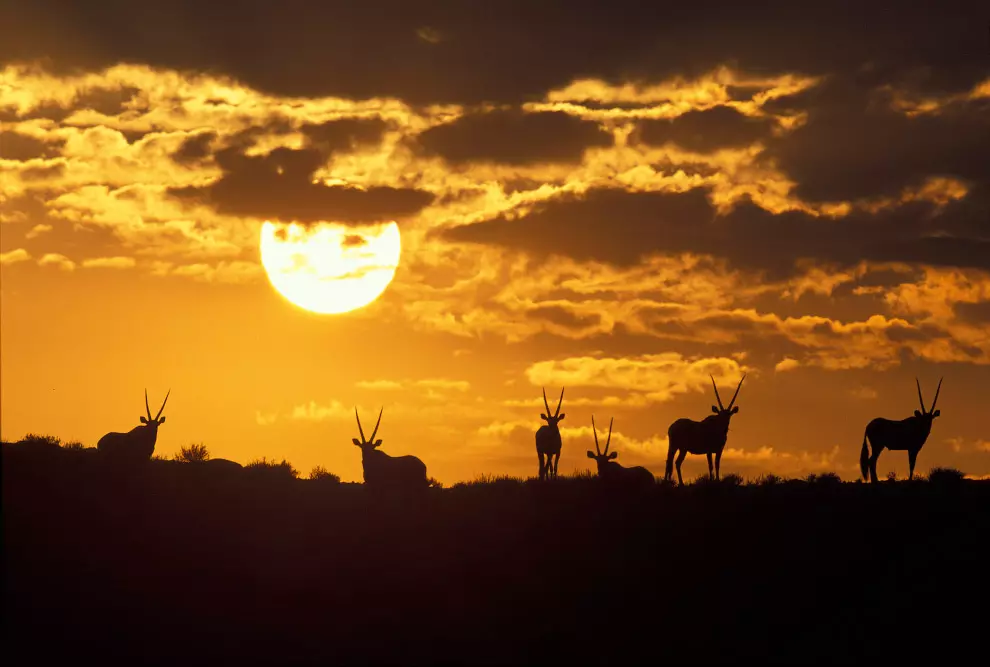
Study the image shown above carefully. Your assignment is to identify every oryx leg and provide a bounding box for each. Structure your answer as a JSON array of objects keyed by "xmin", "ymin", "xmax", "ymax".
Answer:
[
  {"xmin": 664, "ymin": 448, "xmax": 676, "ymax": 482},
  {"xmin": 869, "ymin": 447, "xmax": 882, "ymax": 484},
  {"xmin": 552, "ymin": 452, "xmax": 560, "ymax": 479},
  {"xmin": 908, "ymin": 449, "xmax": 918, "ymax": 480},
  {"xmin": 715, "ymin": 450, "xmax": 723, "ymax": 481},
  {"xmin": 538, "ymin": 451, "xmax": 546, "ymax": 481},
  {"xmin": 706, "ymin": 453, "xmax": 714, "ymax": 480},
  {"xmin": 675, "ymin": 450, "xmax": 687, "ymax": 486}
]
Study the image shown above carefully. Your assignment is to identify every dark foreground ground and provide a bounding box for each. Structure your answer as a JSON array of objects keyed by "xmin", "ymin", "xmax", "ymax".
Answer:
[{"xmin": 4, "ymin": 443, "xmax": 989, "ymax": 666}]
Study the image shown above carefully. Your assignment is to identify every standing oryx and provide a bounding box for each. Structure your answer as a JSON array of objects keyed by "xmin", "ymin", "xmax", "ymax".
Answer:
[
  {"xmin": 665, "ymin": 374, "xmax": 745, "ymax": 485},
  {"xmin": 97, "ymin": 389, "xmax": 170, "ymax": 461},
  {"xmin": 587, "ymin": 416, "xmax": 654, "ymax": 486},
  {"xmin": 860, "ymin": 377, "xmax": 943, "ymax": 483},
  {"xmin": 352, "ymin": 407, "xmax": 428, "ymax": 490},
  {"xmin": 535, "ymin": 387, "xmax": 565, "ymax": 480}
]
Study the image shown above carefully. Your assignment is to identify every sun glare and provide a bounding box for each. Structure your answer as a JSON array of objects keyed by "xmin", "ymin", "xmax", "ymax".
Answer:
[{"xmin": 259, "ymin": 221, "xmax": 401, "ymax": 314}]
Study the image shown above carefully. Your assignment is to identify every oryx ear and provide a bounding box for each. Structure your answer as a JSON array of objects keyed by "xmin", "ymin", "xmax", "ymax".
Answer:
[
  {"xmin": 540, "ymin": 413, "xmax": 548, "ymax": 420},
  {"xmin": 558, "ymin": 413, "xmax": 565, "ymax": 420},
  {"xmin": 731, "ymin": 406, "xmax": 739, "ymax": 415},
  {"xmin": 712, "ymin": 406, "xmax": 719, "ymax": 414},
  {"xmin": 608, "ymin": 452, "xmax": 618, "ymax": 460},
  {"xmin": 159, "ymin": 416, "xmax": 166, "ymax": 424},
  {"xmin": 374, "ymin": 439, "xmax": 382, "ymax": 447},
  {"xmin": 933, "ymin": 409, "xmax": 941, "ymax": 417},
  {"xmin": 914, "ymin": 410, "xmax": 923, "ymax": 418},
  {"xmin": 140, "ymin": 416, "xmax": 149, "ymax": 424},
  {"xmin": 352, "ymin": 438, "xmax": 362, "ymax": 447},
  {"xmin": 587, "ymin": 450, "xmax": 596, "ymax": 459}
]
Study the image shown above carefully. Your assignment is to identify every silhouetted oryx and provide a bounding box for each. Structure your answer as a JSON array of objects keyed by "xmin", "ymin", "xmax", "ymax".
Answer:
[
  {"xmin": 352, "ymin": 407, "xmax": 428, "ymax": 489},
  {"xmin": 587, "ymin": 415, "xmax": 654, "ymax": 486},
  {"xmin": 665, "ymin": 374, "xmax": 745, "ymax": 485},
  {"xmin": 860, "ymin": 377, "xmax": 943, "ymax": 483},
  {"xmin": 535, "ymin": 387, "xmax": 565, "ymax": 480},
  {"xmin": 96, "ymin": 389, "xmax": 170, "ymax": 460}
]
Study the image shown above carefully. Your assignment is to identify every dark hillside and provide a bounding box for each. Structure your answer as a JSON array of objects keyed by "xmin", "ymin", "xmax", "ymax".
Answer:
[{"xmin": 3, "ymin": 442, "xmax": 988, "ymax": 665}]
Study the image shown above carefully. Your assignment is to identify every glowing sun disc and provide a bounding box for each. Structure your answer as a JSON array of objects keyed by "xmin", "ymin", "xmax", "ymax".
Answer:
[{"xmin": 259, "ymin": 221, "xmax": 401, "ymax": 314}]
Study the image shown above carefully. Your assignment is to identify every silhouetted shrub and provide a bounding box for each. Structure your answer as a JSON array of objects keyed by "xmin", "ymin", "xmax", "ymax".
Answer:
[
  {"xmin": 721, "ymin": 473, "xmax": 745, "ymax": 486},
  {"xmin": 753, "ymin": 473, "xmax": 782, "ymax": 486},
  {"xmin": 806, "ymin": 472, "xmax": 842, "ymax": 487},
  {"xmin": 308, "ymin": 465, "xmax": 341, "ymax": 483},
  {"xmin": 245, "ymin": 457, "xmax": 299, "ymax": 480},
  {"xmin": 62, "ymin": 441, "xmax": 86, "ymax": 450},
  {"xmin": 886, "ymin": 471, "xmax": 897, "ymax": 482},
  {"xmin": 427, "ymin": 476, "xmax": 444, "ymax": 489},
  {"xmin": 20, "ymin": 433, "xmax": 61, "ymax": 448},
  {"xmin": 928, "ymin": 467, "xmax": 965, "ymax": 485},
  {"xmin": 175, "ymin": 443, "xmax": 210, "ymax": 463}
]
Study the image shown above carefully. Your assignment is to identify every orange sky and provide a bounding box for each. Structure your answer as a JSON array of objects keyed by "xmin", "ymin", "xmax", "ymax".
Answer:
[{"xmin": 2, "ymin": 9, "xmax": 989, "ymax": 483}]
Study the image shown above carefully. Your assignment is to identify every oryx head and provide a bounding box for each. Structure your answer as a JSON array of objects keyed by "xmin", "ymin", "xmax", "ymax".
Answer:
[
  {"xmin": 586, "ymin": 415, "xmax": 618, "ymax": 470},
  {"xmin": 140, "ymin": 388, "xmax": 170, "ymax": 431},
  {"xmin": 710, "ymin": 374, "xmax": 745, "ymax": 419},
  {"xmin": 540, "ymin": 386, "xmax": 566, "ymax": 427},
  {"xmin": 353, "ymin": 407, "xmax": 384, "ymax": 455},
  {"xmin": 913, "ymin": 377, "xmax": 943, "ymax": 422}
]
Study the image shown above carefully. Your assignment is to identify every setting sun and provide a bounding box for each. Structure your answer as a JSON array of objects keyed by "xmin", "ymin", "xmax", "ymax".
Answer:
[{"xmin": 259, "ymin": 220, "xmax": 401, "ymax": 314}]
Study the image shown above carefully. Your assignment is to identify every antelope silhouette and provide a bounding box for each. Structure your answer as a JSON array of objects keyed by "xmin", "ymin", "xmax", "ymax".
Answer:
[
  {"xmin": 535, "ymin": 387, "xmax": 565, "ymax": 480},
  {"xmin": 586, "ymin": 415, "xmax": 654, "ymax": 486},
  {"xmin": 352, "ymin": 407, "xmax": 428, "ymax": 489},
  {"xmin": 665, "ymin": 375, "xmax": 745, "ymax": 485},
  {"xmin": 860, "ymin": 377, "xmax": 943, "ymax": 483},
  {"xmin": 97, "ymin": 389, "xmax": 170, "ymax": 460}
]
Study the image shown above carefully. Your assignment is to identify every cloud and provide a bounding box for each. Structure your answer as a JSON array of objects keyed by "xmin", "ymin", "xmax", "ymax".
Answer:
[
  {"xmin": 81, "ymin": 256, "xmax": 136, "ymax": 269},
  {"xmin": 255, "ymin": 411, "xmax": 278, "ymax": 426},
  {"xmin": 774, "ymin": 357, "xmax": 799, "ymax": 372},
  {"xmin": 25, "ymin": 223, "xmax": 52, "ymax": 238},
  {"xmin": 169, "ymin": 146, "xmax": 434, "ymax": 225},
  {"xmin": 38, "ymin": 252, "xmax": 75, "ymax": 270},
  {"xmin": 0, "ymin": 248, "xmax": 31, "ymax": 265},
  {"xmin": 354, "ymin": 378, "xmax": 471, "ymax": 392},
  {"xmin": 0, "ymin": 130, "xmax": 62, "ymax": 160},
  {"xmin": 524, "ymin": 353, "xmax": 747, "ymax": 403},
  {"xmin": 288, "ymin": 400, "xmax": 351, "ymax": 422},
  {"xmin": 637, "ymin": 106, "xmax": 774, "ymax": 153},
  {"xmin": 166, "ymin": 260, "xmax": 264, "ymax": 284},
  {"xmin": 355, "ymin": 380, "xmax": 404, "ymax": 391},
  {"xmin": 416, "ymin": 110, "xmax": 612, "ymax": 165},
  {"xmin": 441, "ymin": 186, "xmax": 990, "ymax": 277}
]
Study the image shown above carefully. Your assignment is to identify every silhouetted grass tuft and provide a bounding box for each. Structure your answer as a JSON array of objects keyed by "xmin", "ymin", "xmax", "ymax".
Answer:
[
  {"xmin": 245, "ymin": 457, "xmax": 299, "ymax": 480},
  {"xmin": 806, "ymin": 472, "xmax": 842, "ymax": 487},
  {"xmin": 308, "ymin": 465, "xmax": 341, "ymax": 483},
  {"xmin": 175, "ymin": 443, "xmax": 210, "ymax": 463},
  {"xmin": 20, "ymin": 433, "xmax": 62, "ymax": 448},
  {"xmin": 721, "ymin": 473, "xmax": 745, "ymax": 486},
  {"xmin": 928, "ymin": 466, "xmax": 966, "ymax": 485},
  {"xmin": 887, "ymin": 471, "xmax": 898, "ymax": 482},
  {"xmin": 427, "ymin": 476, "xmax": 444, "ymax": 489},
  {"xmin": 62, "ymin": 441, "xmax": 86, "ymax": 450},
  {"xmin": 754, "ymin": 473, "xmax": 783, "ymax": 486}
]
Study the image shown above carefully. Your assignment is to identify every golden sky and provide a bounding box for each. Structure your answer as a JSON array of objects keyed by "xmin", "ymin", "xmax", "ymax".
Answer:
[{"xmin": 2, "ymin": 2, "xmax": 989, "ymax": 482}]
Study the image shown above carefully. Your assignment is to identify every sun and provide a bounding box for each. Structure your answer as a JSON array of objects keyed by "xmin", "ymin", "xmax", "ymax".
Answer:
[{"xmin": 259, "ymin": 221, "xmax": 401, "ymax": 314}]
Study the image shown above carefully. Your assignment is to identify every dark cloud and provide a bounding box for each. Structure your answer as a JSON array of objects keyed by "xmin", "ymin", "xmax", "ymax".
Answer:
[
  {"xmin": 172, "ymin": 131, "xmax": 217, "ymax": 164},
  {"xmin": 2, "ymin": 1, "xmax": 982, "ymax": 105},
  {"xmin": 169, "ymin": 146, "xmax": 433, "ymax": 224},
  {"xmin": 954, "ymin": 301, "xmax": 990, "ymax": 324},
  {"xmin": 440, "ymin": 185, "xmax": 990, "ymax": 276},
  {"xmin": 763, "ymin": 80, "xmax": 990, "ymax": 202},
  {"xmin": 638, "ymin": 106, "xmax": 773, "ymax": 153},
  {"xmin": 527, "ymin": 305, "xmax": 601, "ymax": 330},
  {"xmin": 301, "ymin": 118, "xmax": 388, "ymax": 155},
  {"xmin": 416, "ymin": 110, "xmax": 612, "ymax": 165},
  {"xmin": 0, "ymin": 131, "xmax": 63, "ymax": 160}
]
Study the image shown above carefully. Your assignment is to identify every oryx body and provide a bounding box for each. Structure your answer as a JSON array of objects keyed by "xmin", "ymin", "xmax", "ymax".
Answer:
[
  {"xmin": 97, "ymin": 389, "xmax": 170, "ymax": 461},
  {"xmin": 665, "ymin": 375, "xmax": 745, "ymax": 485},
  {"xmin": 352, "ymin": 408, "xmax": 428, "ymax": 490},
  {"xmin": 535, "ymin": 387, "xmax": 566, "ymax": 480},
  {"xmin": 860, "ymin": 378, "xmax": 943, "ymax": 483},
  {"xmin": 587, "ymin": 416, "xmax": 654, "ymax": 486}
]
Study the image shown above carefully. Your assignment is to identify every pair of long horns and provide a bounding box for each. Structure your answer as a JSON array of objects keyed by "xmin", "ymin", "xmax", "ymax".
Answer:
[
  {"xmin": 542, "ymin": 386, "xmax": 564, "ymax": 417},
  {"xmin": 592, "ymin": 415, "xmax": 612, "ymax": 456},
  {"xmin": 355, "ymin": 406, "xmax": 383, "ymax": 443},
  {"xmin": 145, "ymin": 388, "xmax": 170, "ymax": 421},
  {"xmin": 917, "ymin": 377, "xmax": 943, "ymax": 413},
  {"xmin": 711, "ymin": 374, "xmax": 745, "ymax": 411}
]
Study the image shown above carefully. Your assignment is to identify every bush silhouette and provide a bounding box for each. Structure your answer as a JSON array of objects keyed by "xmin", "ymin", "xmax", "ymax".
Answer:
[
  {"xmin": 754, "ymin": 473, "xmax": 782, "ymax": 486},
  {"xmin": 20, "ymin": 433, "xmax": 62, "ymax": 448},
  {"xmin": 245, "ymin": 457, "xmax": 298, "ymax": 480},
  {"xmin": 806, "ymin": 472, "xmax": 842, "ymax": 487},
  {"xmin": 928, "ymin": 467, "xmax": 965, "ymax": 485},
  {"xmin": 308, "ymin": 465, "xmax": 341, "ymax": 483},
  {"xmin": 175, "ymin": 443, "xmax": 210, "ymax": 463}
]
